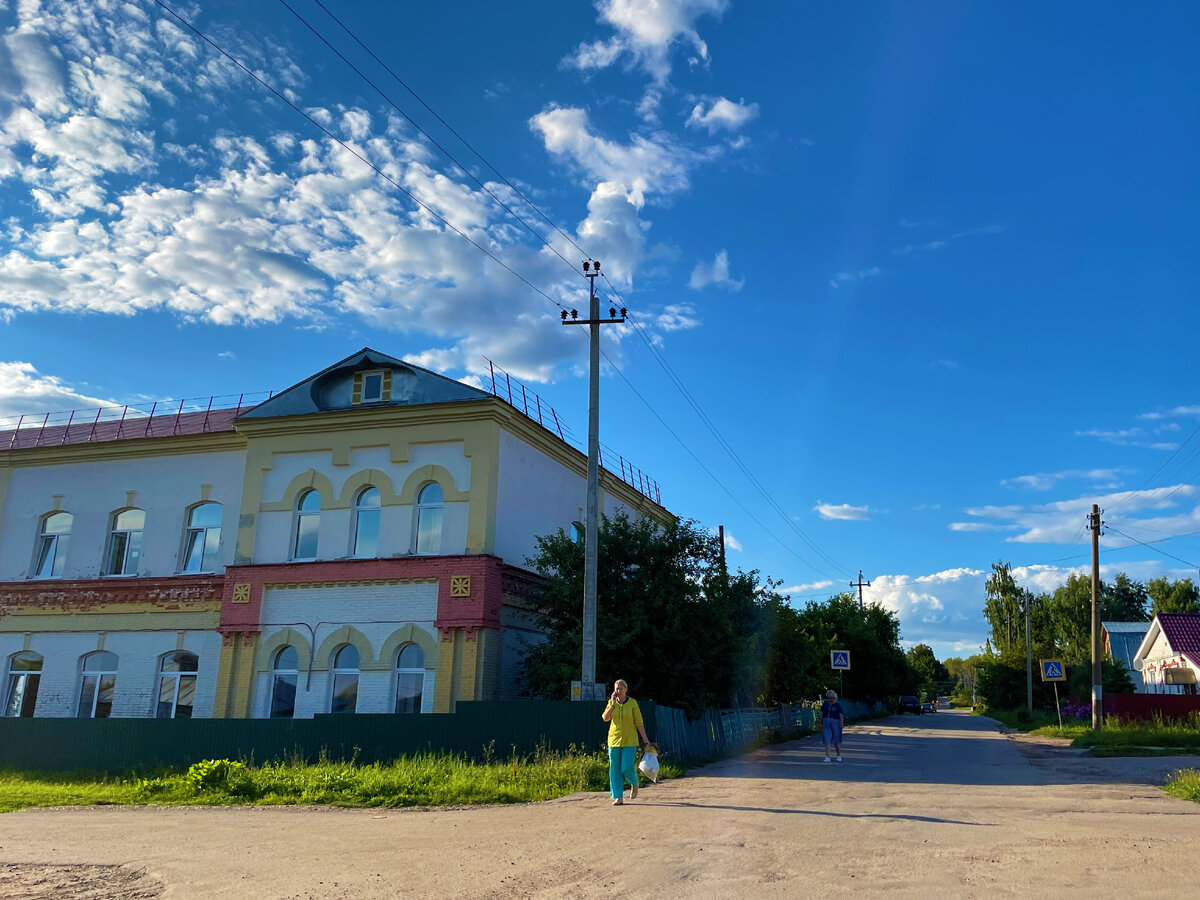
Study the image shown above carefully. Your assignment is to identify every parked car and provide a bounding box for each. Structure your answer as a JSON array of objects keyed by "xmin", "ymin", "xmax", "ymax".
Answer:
[
  {"xmin": 897, "ymin": 695, "xmax": 921, "ymax": 714},
  {"xmin": 921, "ymin": 702, "xmax": 934, "ymax": 713}
]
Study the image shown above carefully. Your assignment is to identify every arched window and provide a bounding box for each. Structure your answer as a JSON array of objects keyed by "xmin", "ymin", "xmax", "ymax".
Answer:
[
  {"xmin": 351, "ymin": 487, "xmax": 381, "ymax": 557},
  {"xmin": 4, "ymin": 652, "xmax": 43, "ymax": 718},
  {"xmin": 414, "ymin": 482, "xmax": 444, "ymax": 555},
  {"xmin": 78, "ymin": 651, "xmax": 118, "ymax": 718},
  {"xmin": 181, "ymin": 503, "xmax": 222, "ymax": 573},
  {"xmin": 331, "ymin": 644, "xmax": 360, "ymax": 714},
  {"xmin": 394, "ymin": 643, "xmax": 424, "ymax": 714},
  {"xmin": 292, "ymin": 490, "xmax": 321, "ymax": 560},
  {"xmin": 270, "ymin": 645, "xmax": 299, "ymax": 718},
  {"xmin": 105, "ymin": 508, "xmax": 144, "ymax": 576},
  {"xmin": 157, "ymin": 651, "xmax": 199, "ymax": 718},
  {"xmin": 33, "ymin": 512, "xmax": 72, "ymax": 578}
]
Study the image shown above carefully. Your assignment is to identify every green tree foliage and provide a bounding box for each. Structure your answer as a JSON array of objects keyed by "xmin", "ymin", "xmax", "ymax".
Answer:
[
  {"xmin": 1047, "ymin": 574, "xmax": 1093, "ymax": 665},
  {"xmin": 522, "ymin": 514, "xmax": 915, "ymax": 716},
  {"xmin": 906, "ymin": 643, "xmax": 948, "ymax": 697},
  {"xmin": 983, "ymin": 561, "xmax": 1026, "ymax": 659},
  {"xmin": 1103, "ymin": 573, "xmax": 1150, "ymax": 621},
  {"xmin": 1148, "ymin": 577, "xmax": 1200, "ymax": 615},
  {"xmin": 793, "ymin": 594, "xmax": 913, "ymax": 701}
]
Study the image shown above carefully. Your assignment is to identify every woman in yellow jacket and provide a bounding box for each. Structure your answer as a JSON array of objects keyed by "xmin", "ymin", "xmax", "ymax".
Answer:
[{"xmin": 602, "ymin": 678, "xmax": 650, "ymax": 805}]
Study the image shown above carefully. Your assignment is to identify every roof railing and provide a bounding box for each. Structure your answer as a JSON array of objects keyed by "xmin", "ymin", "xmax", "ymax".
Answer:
[{"xmin": 483, "ymin": 357, "xmax": 662, "ymax": 506}]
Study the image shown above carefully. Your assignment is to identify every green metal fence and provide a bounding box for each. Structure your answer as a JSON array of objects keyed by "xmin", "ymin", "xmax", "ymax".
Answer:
[
  {"xmin": 0, "ymin": 698, "xmax": 884, "ymax": 775},
  {"xmin": 0, "ymin": 700, "xmax": 633, "ymax": 774}
]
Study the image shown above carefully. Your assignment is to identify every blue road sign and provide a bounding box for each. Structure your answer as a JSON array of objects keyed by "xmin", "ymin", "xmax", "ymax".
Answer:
[
  {"xmin": 1040, "ymin": 659, "xmax": 1066, "ymax": 681},
  {"xmin": 831, "ymin": 650, "xmax": 851, "ymax": 670}
]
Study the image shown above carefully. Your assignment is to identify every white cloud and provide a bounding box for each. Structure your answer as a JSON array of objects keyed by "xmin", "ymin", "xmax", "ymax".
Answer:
[
  {"xmin": 782, "ymin": 580, "xmax": 834, "ymax": 595},
  {"xmin": 814, "ymin": 501, "xmax": 871, "ymax": 521},
  {"xmin": 892, "ymin": 224, "xmax": 1003, "ymax": 256},
  {"xmin": 1139, "ymin": 406, "xmax": 1200, "ymax": 420},
  {"xmin": 218, "ymin": 351, "xmax": 236, "ymax": 360},
  {"xmin": 655, "ymin": 303, "xmax": 700, "ymax": 331},
  {"xmin": 565, "ymin": 0, "xmax": 729, "ymax": 84},
  {"xmin": 685, "ymin": 96, "xmax": 759, "ymax": 134},
  {"xmin": 829, "ymin": 266, "xmax": 880, "ymax": 289},
  {"xmin": 1001, "ymin": 468, "xmax": 1128, "ymax": 491},
  {"xmin": 1076, "ymin": 426, "xmax": 1177, "ymax": 451},
  {"xmin": 0, "ymin": 361, "xmax": 118, "ymax": 419},
  {"xmin": 688, "ymin": 249, "xmax": 743, "ymax": 291},
  {"xmin": 723, "ymin": 531, "xmax": 743, "ymax": 552}
]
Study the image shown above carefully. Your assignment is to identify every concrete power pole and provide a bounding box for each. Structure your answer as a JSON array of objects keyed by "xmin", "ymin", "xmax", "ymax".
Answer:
[
  {"xmin": 850, "ymin": 570, "xmax": 871, "ymax": 609},
  {"xmin": 1090, "ymin": 503, "xmax": 1103, "ymax": 730},
  {"xmin": 562, "ymin": 260, "xmax": 625, "ymax": 699}
]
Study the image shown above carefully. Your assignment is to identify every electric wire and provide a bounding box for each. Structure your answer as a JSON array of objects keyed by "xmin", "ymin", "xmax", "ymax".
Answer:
[
  {"xmin": 1108, "ymin": 418, "xmax": 1200, "ymax": 510},
  {"xmin": 1106, "ymin": 527, "xmax": 1200, "ymax": 569}
]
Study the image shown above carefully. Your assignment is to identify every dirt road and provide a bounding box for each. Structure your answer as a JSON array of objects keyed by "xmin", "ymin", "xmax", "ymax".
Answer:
[{"xmin": 2, "ymin": 710, "xmax": 1199, "ymax": 898}]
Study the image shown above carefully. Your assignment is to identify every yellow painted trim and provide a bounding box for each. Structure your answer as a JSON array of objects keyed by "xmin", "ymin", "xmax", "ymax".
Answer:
[
  {"xmin": 260, "ymin": 470, "xmax": 338, "ymax": 512},
  {"xmin": 434, "ymin": 629, "xmax": 457, "ymax": 713},
  {"xmin": 226, "ymin": 632, "xmax": 261, "ymax": 718},
  {"xmin": 213, "ymin": 637, "xmax": 238, "ymax": 718},
  {"xmin": 0, "ymin": 431, "xmax": 247, "ymax": 467},
  {"xmin": 313, "ymin": 625, "xmax": 374, "ymax": 672},
  {"xmin": 335, "ymin": 469, "xmax": 399, "ymax": 507},
  {"xmin": 256, "ymin": 627, "xmax": 313, "ymax": 675},
  {"xmin": 0, "ymin": 611, "xmax": 219, "ymax": 631},
  {"xmin": 377, "ymin": 624, "xmax": 437, "ymax": 671},
  {"xmin": 397, "ymin": 464, "xmax": 469, "ymax": 504}
]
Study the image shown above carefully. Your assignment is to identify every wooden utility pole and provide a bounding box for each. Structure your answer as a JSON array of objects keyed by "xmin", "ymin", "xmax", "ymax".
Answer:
[
  {"xmin": 1090, "ymin": 503, "xmax": 1103, "ymax": 729},
  {"xmin": 562, "ymin": 261, "xmax": 625, "ymax": 699},
  {"xmin": 850, "ymin": 570, "xmax": 871, "ymax": 609}
]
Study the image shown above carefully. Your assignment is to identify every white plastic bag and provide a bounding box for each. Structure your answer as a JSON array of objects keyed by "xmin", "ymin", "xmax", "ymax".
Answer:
[{"xmin": 637, "ymin": 746, "xmax": 660, "ymax": 783}]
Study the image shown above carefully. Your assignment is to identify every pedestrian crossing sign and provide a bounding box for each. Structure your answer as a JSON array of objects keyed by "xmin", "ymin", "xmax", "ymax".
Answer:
[
  {"xmin": 1040, "ymin": 659, "xmax": 1066, "ymax": 681},
  {"xmin": 831, "ymin": 650, "xmax": 851, "ymax": 670}
]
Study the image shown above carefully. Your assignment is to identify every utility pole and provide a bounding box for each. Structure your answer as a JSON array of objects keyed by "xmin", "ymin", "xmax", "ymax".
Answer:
[
  {"xmin": 1090, "ymin": 503, "xmax": 1103, "ymax": 730},
  {"xmin": 562, "ymin": 260, "xmax": 625, "ymax": 699},
  {"xmin": 850, "ymin": 570, "xmax": 871, "ymax": 609},
  {"xmin": 717, "ymin": 525, "xmax": 728, "ymax": 581},
  {"xmin": 1025, "ymin": 590, "xmax": 1033, "ymax": 716}
]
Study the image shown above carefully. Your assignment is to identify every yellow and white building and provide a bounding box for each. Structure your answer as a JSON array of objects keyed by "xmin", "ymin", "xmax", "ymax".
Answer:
[{"xmin": 0, "ymin": 349, "xmax": 669, "ymax": 718}]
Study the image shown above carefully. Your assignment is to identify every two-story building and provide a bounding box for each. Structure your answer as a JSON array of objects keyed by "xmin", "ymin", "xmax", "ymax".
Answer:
[{"xmin": 0, "ymin": 348, "xmax": 670, "ymax": 719}]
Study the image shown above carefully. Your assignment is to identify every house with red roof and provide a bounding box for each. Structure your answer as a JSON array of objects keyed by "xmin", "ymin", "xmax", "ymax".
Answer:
[{"xmin": 1132, "ymin": 613, "xmax": 1200, "ymax": 694}]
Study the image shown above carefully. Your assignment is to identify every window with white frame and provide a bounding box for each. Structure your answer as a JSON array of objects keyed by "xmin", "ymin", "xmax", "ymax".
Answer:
[
  {"xmin": 33, "ymin": 512, "xmax": 73, "ymax": 578},
  {"xmin": 394, "ymin": 643, "xmax": 424, "ymax": 714},
  {"xmin": 78, "ymin": 651, "xmax": 118, "ymax": 718},
  {"xmin": 330, "ymin": 644, "xmax": 359, "ymax": 714},
  {"xmin": 292, "ymin": 490, "xmax": 321, "ymax": 560},
  {"xmin": 4, "ymin": 652, "xmax": 42, "ymax": 717},
  {"xmin": 181, "ymin": 503, "xmax": 222, "ymax": 573},
  {"xmin": 105, "ymin": 508, "xmax": 144, "ymax": 576},
  {"xmin": 157, "ymin": 651, "xmax": 199, "ymax": 718},
  {"xmin": 414, "ymin": 482, "xmax": 444, "ymax": 555},
  {"xmin": 351, "ymin": 487, "xmax": 381, "ymax": 557},
  {"xmin": 361, "ymin": 371, "xmax": 384, "ymax": 403},
  {"xmin": 270, "ymin": 645, "xmax": 299, "ymax": 718}
]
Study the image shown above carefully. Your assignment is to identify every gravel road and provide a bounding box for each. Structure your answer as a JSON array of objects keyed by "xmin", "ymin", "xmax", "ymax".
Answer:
[{"xmin": 2, "ymin": 710, "xmax": 1198, "ymax": 898}]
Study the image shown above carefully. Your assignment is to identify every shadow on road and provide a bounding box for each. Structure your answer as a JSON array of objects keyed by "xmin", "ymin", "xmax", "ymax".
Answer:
[
  {"xmin": 682, "ymin": 710, "xmax": 1200, "ymax": 788},
  {"xmin": 632, "ymin": 800, "xmax": 993, "ymax": 826}
]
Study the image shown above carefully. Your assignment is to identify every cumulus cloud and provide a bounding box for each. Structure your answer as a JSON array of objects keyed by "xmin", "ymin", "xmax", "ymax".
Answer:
[
  {"xmin": 814, "ymin": 502, "xmax": 871, "ymax": 521},
  {"xmin": 565, "ymin": 0, "xmax": 729, "ymax": 84},
  {"xmin": 0, "ymin": 361, "xmax": 118, "ymax": 419},
  {"xmin": 688, "ymin": 249, "xmax": 743, "ymax": 291},
  {"xmin": 723, "ymin": 530, "xmax": 743, "ymax": 552},
  {"xmin": 685, "ymin": 96, "xmax": 759, "ymax": 133}
]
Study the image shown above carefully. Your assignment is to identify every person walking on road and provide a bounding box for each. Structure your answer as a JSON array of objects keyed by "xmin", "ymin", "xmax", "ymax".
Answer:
[
  {"xmin": 821, "ymin": 689, "xmax": 845, "ymax": 762},
  {"xmin": 602, "ymin": 679, "xmax": 651, "ymax": 805}
]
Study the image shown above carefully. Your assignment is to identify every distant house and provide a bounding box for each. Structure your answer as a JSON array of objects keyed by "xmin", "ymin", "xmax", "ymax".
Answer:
[
  {"xmin": 1103, "ymin": 621, "xmax": 1151, "ymax": 692},
  {"xmin": 1132, "ymin": 613, "xmax": 1200, "ymax": 694}
]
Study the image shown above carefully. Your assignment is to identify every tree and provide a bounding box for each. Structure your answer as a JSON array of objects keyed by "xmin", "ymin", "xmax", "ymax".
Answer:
[
  {"xmin": 906, "ymin": 643, "xmax": 948, "ymax": 698},
  {"xmin": 1047, "ymin": 574, "xmax": 1093, "ymax": 666},
  {"xmin": 1148, "ymin": 577, "xmax": 1200, "ymax": 615},
  {"xmin": 1103, "ymin": 573, "xmax": 1149, "ymax": 621},
  {"xmin": 983, "ymin": 561, "xmax": 1025, "ymax": 659},
  {"xmin": 523, "ymin": 512, "xmax": 731, "ymax": 716},
  {"xmin": 795, "ymin": 593, "xmax": 912, "ymax": 701}
]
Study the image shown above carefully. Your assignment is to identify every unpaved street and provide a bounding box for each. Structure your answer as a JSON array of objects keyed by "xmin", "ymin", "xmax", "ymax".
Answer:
[{"xmin": 3, "ymin": 710, "xmax": 1199, "ymax": 899}]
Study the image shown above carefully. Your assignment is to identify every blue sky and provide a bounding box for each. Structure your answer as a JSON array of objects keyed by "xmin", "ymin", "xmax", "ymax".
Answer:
[{"xmin": 2, "ymin": 0, "xmax": 1199, "ymax": 660}]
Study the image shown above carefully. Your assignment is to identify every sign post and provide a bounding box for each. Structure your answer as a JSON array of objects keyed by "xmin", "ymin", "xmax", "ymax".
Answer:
[
  {"xmin": 831, "ymin": 650, "xmax": 851, "ymax": 699},
  {"xmin": 1041, "ymin": 659, "xmax": 1067, "ymax": 727}
]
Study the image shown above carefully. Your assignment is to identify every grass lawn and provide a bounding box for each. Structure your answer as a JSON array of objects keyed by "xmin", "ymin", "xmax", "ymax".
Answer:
[{"xmin": 0, "ymin": 746, "xmax": 685, "ymax": 814}]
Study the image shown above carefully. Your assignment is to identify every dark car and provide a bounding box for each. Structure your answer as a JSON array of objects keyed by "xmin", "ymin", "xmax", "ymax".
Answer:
[
  {"xmin": 921, "ymin": 702, "xmax": 934, "ymax": 714},
  {"xmin": 897, "ymin": 695, "xmax": 921, "ymax": 714}
]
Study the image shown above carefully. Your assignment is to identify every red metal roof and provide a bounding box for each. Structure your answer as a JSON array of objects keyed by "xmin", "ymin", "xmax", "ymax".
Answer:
[
  {"xmin": 1157, "ymin": 613, "xmax": 1200, "ymax": 668},
  {"xmin": 1, "ymin": 405, "xmax": 250, "ymax": 450}
]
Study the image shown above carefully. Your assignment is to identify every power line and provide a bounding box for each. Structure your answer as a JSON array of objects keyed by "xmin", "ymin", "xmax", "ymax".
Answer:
[{"xmin": 1105, "ymin": 527, "xmax": 1200, "ymax": 568}]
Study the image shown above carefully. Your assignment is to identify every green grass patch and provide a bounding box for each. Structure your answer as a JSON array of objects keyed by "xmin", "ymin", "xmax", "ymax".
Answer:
[
  {"xmin": 1164, "ymin": 769, "xmax": 1200, "ymax": 802},
  {"xmin": 0, "ymin": 744, "xmax": 686, "ymax": 814}
]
